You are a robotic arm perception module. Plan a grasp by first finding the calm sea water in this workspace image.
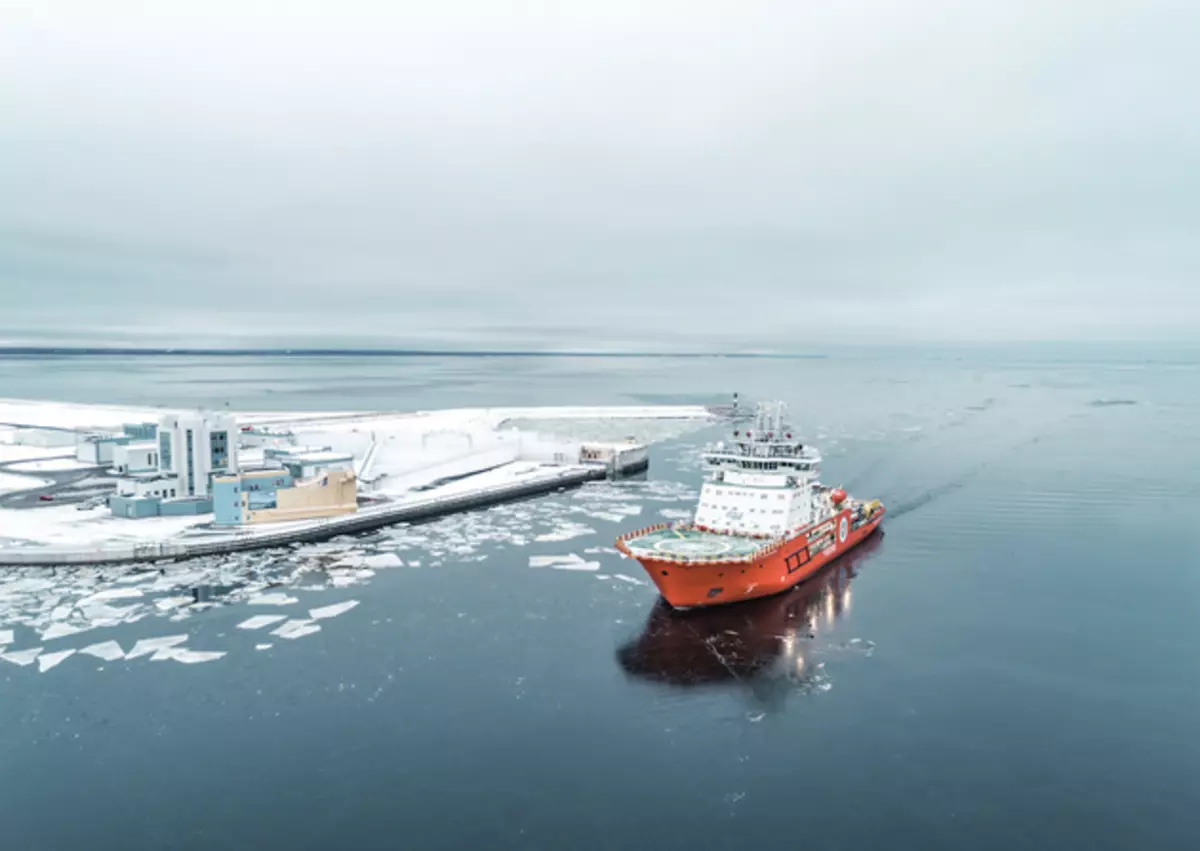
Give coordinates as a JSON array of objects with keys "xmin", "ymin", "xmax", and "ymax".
[{"xmin": 1, "ymin": 347, "xmax": 1198, "ymax": 850}]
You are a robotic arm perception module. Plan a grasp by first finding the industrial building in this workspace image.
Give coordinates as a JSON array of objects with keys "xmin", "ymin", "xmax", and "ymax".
[
  {"xmin": 108, "ymin": 412, "xmax": 239, "ymax": 519},
  {"xmin": 212, "ymin": 465, "xmax": 358, "ymax": 526}
]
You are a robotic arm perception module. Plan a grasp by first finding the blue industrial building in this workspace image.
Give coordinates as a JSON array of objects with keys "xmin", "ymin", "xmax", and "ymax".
[{"xmin": 212, "ymin": 469, "xmax": 295, "ymax": 526}]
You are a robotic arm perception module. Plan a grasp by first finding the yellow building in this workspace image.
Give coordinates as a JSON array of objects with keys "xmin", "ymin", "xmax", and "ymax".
[{"xmin": 213, "ymin": 468, "xmax": 358, "ymax": 526}]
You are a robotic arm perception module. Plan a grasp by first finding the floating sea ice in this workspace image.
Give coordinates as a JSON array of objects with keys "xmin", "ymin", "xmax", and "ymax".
[
  {"xmin": 612, "ymin": 574, "xmax": 647, "ymax": 586},
  {"xmin": 583, "ymin": 547, "xmax": 618, "ymax": 554},
  {"xmin": 37, "ymin": 649, "xmax": 76, "ymax": 672},
  {"xmin": 582, "ymin": 511, "xmax": 627, "ymax": 523},
  {"xmin": 0, "ymin": 629, "xmax": 15, "ymax": 645},
  {"xmin": 553, "ymin": 560, "xmax": 600, "ymax": 572},
  {"xmin": 255, "ymin": 643, "xmax": 273, "ymax": 651},
  {"xmin": 125, "ymin": 634, "xmax": 189, "ymax": 659},
  {"xmin": 150, "ymin": 647, "xmax": 226, "ymax": 664},
  {"xmin": 1, "ymin": 646, "xmax": 43, "ymax": 667},
  {"xmin": 40, "ymin": 622, "xmax": 90, "ymax": 641},
  {"xmin": 246, "ymin": 592, "xmax": 299, "ymax": 606},
  {"xmin": 309, "ymin": 600, "xmax": 359, "ymax": 621},
  {"xmin": 529, "ymin": 555, "xmax": 582, "ymax": 568},
  {"xmin": 361, "ymin": 553, "xmax": 404, "ymax": 569},
  {"xmin": 83, "ymin": 588, "xmax": 145, "ymax": 603},
  {"xmin": 237, "ymin": 614, "xmax": 288, "ymax": 631},
  {"xmin": 79, "ymin": 640, "xmax": 125, "ymax": 661},
  {"xmin": 595, "ymin": 575, "xmax": 610, "ymax": 580},
  {"xmin": 154, "ymin": 596, "xmax": 194, "ymax": 611},
  {"xmin": 533, "ymin": 524, "xmax": 596, "ymax": 543},
  {"xmin": 271, "ymin": 619, "xmax": 321, "ymax": 640},
  {"xmin": 658, "ymin": 508, "xmax": 692, "ymax": 520}
]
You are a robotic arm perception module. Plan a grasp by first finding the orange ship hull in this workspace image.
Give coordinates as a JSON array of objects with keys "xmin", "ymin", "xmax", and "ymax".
[{"xmin": 619, "ymin": 507, "xmax": 884, "ymax": 609}]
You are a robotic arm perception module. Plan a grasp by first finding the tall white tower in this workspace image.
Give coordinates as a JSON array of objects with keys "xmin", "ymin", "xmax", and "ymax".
[{"xmin": 157, "ymin": 412, "xmax": 239, "ymax": 497}]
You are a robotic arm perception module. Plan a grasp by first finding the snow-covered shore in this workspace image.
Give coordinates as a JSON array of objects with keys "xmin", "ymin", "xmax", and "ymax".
[{"xmin": 0, "ymin": 398, "xmax": 713, "ymax": 563}]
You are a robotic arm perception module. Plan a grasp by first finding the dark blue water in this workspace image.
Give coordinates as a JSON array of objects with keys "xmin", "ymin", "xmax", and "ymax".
[{"xmin": 2, "ymin": 347, "xmax": 1198, "ymax": 850}]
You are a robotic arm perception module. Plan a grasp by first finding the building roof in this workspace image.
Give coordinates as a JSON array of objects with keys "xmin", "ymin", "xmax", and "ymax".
[{"xmin": 282, "ymin": 450, "xmax": 354, "ymax": 464}]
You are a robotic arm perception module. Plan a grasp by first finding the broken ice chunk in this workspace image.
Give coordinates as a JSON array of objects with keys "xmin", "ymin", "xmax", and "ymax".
[
  {"xmin": 150, "ymin": 647, "xmax": 226, "ymax": 664},
  {"xmin": 361, "ymin": 553, "xmax": 404, "ymax": 569},
  {"xmin": 41, "ymin": 622, "xmax": 90, "ymax": 642},
  {"xmin": 1, "ymin": 646, "xmax": 43, "ymax": 667},
  {"xmin": 125, "ymin": 634, "xmax": 189, "ymax": 659},
  {"xmin": 237, "ymin": 614, "xmax": 288, "ymax": 631},
  {"xmin": 613, "ymin": 574, "xmax": 647, "ymax": 586},
  {"xmin": 78, "ymin": 640, "xmax": 125, "ymax": 661},
  {"xmin": 37, "ymin": 649, "xmax": 76, "ymax": 672},
  {"xmin": 308, "ymin": 600, "xmax": 359, "ymax": 621},
  {"xmin": 255, "ymin": 643, "xmax": 273, "ymax": 651},
  {"xmin": 154, "ymin": 596, "xmax": 194, "ymax": 611},
  {"xmin": 246, "ymin": 592, "xmax": 299, "ymax": 606},
  {"xmin": 0, "ymin": 629, "xmax": 13, "ymax": 645},
  {"xmin": 271, "ymin": 619, "xmax": 321, "ymax": 640}
]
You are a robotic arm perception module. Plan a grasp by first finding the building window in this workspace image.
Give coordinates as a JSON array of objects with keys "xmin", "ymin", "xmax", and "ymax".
[
  {"xmin": 159, "ymin": 431, "xmax": 172, "ymax": 471},
  {"xmin": 210, "ymin": 430, "xmax": 229, "ymax": 470},
  {"xmin": 186, "ymin": 430, "xmax": 195, "ymax": 495}
]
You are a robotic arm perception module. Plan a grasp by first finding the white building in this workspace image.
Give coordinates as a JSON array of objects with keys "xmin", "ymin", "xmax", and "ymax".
[
  {"xmin": 112, "ymin": 441, "xmax": 159, "ymax": 474},
  {"xmin": 157, "ymin": 412, "xmax": 239, "ymax": 497},
  {"xmin": 116, "ymin": 472, "xmax": 181, "ymax": 500}
]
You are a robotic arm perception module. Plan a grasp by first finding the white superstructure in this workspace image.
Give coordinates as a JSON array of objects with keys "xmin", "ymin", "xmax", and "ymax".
[{"xmin": 693, "ymin": 402, "xmax": 826, "ymax": 537}]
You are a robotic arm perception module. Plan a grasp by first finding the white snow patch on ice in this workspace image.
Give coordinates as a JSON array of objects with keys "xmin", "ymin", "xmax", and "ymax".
[
  {"xmin": 309, "ymin": 600, "xmax": 359, "ymax": 621},
  {"xmin": 37, "ymin": 649, "xmax": 76, "ymax": 672},
  {"xmin": 79, "ymin": 640, "xmax": 125, "ymax": 661},
  {"xmin": 237, "ymin": 614, "xmax": 288, "ymax": 631}
]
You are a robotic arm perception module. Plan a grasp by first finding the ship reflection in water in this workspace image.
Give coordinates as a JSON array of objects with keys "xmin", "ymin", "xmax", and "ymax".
[{"xmin": 616, "ymin": 534, "xmax": 882, "ymax": 706}]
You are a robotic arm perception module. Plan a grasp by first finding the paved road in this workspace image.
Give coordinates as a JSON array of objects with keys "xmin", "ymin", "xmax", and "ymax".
[{"xmin": 0, "ymin": 455, "xmax": 114, "ymax": 508}]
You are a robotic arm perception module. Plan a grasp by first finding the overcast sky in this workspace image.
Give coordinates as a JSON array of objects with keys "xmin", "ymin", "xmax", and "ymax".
[{"xmin": 1, "ymin": 0, "xmax": 1196, "ymax": 349}]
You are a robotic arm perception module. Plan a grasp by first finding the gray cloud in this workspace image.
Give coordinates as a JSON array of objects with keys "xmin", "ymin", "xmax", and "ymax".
[{"xmin": 1, "ymin": 0, "xmax": 1196, "ymax": 348}]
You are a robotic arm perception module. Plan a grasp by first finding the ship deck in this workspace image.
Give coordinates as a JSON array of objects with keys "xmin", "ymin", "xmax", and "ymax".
[{"xmin": 622, "ymin": 526, "xmax": 771, "ymax": 560}]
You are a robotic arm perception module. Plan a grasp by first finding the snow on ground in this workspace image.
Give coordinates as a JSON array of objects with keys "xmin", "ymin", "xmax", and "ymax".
[
  {"xmin": 7, "ymin": 457, "xmax": 94, "ymax": 472},
  {"xmin": 0, "ymin": 472, "xmax": 51, "ymax": 495},
  {"xmin": 0, "ymin": 443, "xmax": 80, "ymax": 463},
  {"xmin": 0, "ymin": 504, "xmax": 208, "ymax": 548}
]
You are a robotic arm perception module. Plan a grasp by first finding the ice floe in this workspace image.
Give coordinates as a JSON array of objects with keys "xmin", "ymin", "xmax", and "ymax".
[
  {"xmin": 533, "ymin": 523, "xmax": 596, "ymax": 543},
  {"xmin": 125, "ymin": 634, "xmax": 189, "ymax": 660},
  {"xmin": 309, "ymin": 600, "xmax": 359, "ymax": 621},
  {"xmin": 359, "ymin": 553, "xmax": 404, "ymax": 568},
  {"xmin": 79, "ymin": 640, "xmax": 125, "ymax": 661},
  {"xmin": 40, "ymin": 622, "xmax": 91, "ymax": 641},
  {"xmin": 246, "ymin": 592, "xmax": 299, "ymax": 607},
  {"xmin": 237, "ymin": 614, "xmax": 288, "ymax": 630},
  {"xmin": 0, "ymin": 629, "xmax": 16, "ymax": 645},
  {"xmin": 150, "ymin": 647, "xmax": 226, "ymax": 664},
  {"xmin": 1, "ymin": 646, "xmax": 43, "ymax": 666},
  {"xmin": 37, "ymin": 649, "xmax": 76, "ymax": 672},
  {"xmin": 271, "ymin": 619, "xmax": 321, "ymax": 640},
  {"xmin": 612, "ymin": 574, "xmax": 647, "ymax": 586},
  {"xmin": 255, "ymin": 643, "xmax": 273, "ymax": 651}
]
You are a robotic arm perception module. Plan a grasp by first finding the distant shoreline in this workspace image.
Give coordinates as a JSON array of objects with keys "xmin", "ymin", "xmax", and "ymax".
[{"xmin": 0, "ymin": 347, "xmax": 828, "ymax": 359}]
